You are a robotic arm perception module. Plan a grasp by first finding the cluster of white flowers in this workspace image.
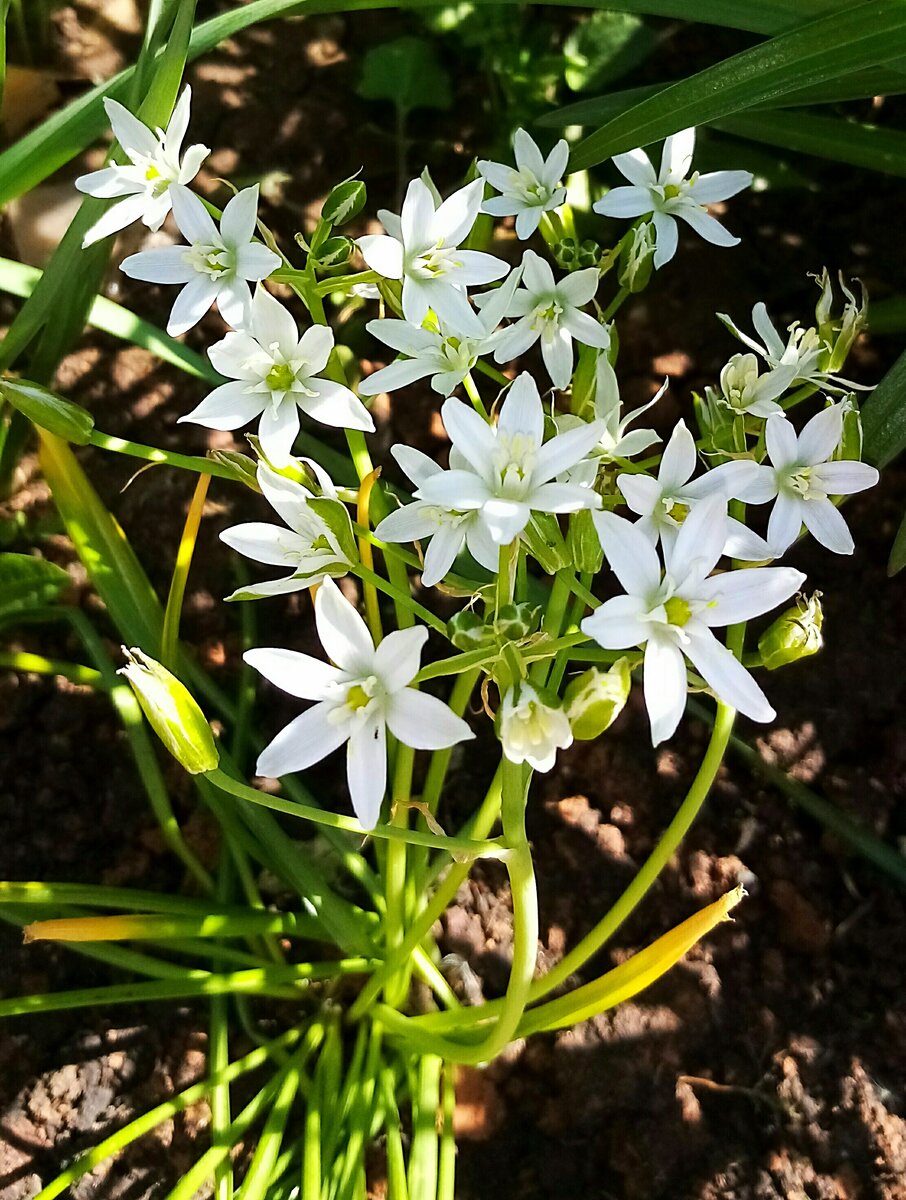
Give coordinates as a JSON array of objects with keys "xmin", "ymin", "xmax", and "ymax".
[{"xmin": 89, "ymin": 91, "xmax": 880, "ymax": 825}]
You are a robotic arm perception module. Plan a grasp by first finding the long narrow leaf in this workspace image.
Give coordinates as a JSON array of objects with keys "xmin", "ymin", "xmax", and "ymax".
[
  {"xmin": 714, "ymin": 110, "xmax": 906, "ymax": 177},
  {"xmin": 862, "ymin": 344, "xmax": 906, "ymax": 468},
  {"xmin": 569, "ymin": 0, "xmax": 906, "ymax": 171}
]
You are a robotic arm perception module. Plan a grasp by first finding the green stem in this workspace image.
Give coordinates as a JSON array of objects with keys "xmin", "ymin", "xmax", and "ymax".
[
  {"xmin": 351, "ymin": 562, "xmax": 448, "ymax": 636},
  {"xmin": 205, "ymin": 768, "xmax": 508, "ymax": 859},
  {"xmin": 87, "ymin": 429, "xmax": 237, "ymax": 478}
]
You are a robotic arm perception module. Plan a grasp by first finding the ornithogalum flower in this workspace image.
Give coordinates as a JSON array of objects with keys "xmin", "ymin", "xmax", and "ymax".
[
  {"xmin": 615, "ymin": 419, "xmax": 767, "ymax": 559},
  {"xmin": 414, "ymin": 372, "xmax": 606, "ymax": 547},
  {"xmin": 76, "ymin": 87, "xmax": 210, "ymax": 247},
  {"xmin": 735, "ymin": 405, "xmax": 879, "ymax": 556},
  {"xmin": 374, "ymin": 445, "xmax": 500, "ymax": 586},
  {"xmin": 718, "ymin": 353, "xmax": 797, "ymax": 418},
  {"xmin": 120, "ymin": 185, "xmax": 280, "ymax": 335},
  {"xmin": 180, "ymin": 285, "xmax": 373, "ymax": 463},
  {"xmin": 487, "ymin": 250, "xmax": 610, "ymax": 389},
  {"xmin": 247, "ymin": 578, "xmax": 474, "ymax": 829},
  {"xmin": 359, "ymin": 268, "xmax": 521, "ymax": 398},
  {"xmin": 593, "ymin": 128, "xmax": 752, "ymax": 269},
  {"xmin": 581, "ymin": 498, "xmax": 805, "ymax": 746},
  {"xmin": 498, "ymin": 682, "xmax": 573, "ymax": 772},
  {"xmin": 562, "ymin": 364, "xmax": 664, "ymax": 485},
  {"xmin": 220, "ymin": 461, "xmax": 356, "ymax": 598},
  {"xmin": 718, "ymin": 302, "xmax": 867, "ymax": 394},
  {"xmin": 356, "ymin": 178, "xmax": 508, "ymax": 336},
  {"xmin": 477, "ymin": 129, "xmax": 569, "ymax": 240}
]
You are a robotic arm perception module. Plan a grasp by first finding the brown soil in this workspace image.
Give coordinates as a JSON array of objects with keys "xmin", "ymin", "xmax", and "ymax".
[{"xmin": 2, "ymin": 5, "xmax": 906, "ymax": 1199}]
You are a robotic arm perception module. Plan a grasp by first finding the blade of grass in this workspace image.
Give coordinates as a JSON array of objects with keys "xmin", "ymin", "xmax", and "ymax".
[{"xmin": 569, "ymin": 0, "xmax": 906, "ymax": 171}]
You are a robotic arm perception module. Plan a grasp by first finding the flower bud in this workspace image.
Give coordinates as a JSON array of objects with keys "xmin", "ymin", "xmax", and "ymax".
[
  {"xmin": 498, "ymin": 682, "xmax": 573, "ymax": 773},
  {"xmin": 315, "ymin": 235, "xmax": 354, "ymax": 268},
  {"xmin": 757, "ymin": 593, "xmax": 823, "ymax": 670},
  {"xmin": 567, "ymin": 507, "xmax": 604, "ymax": 575},
  {"xmin": 618, "ymin": 220, "xmax": 656, "ymax": 293},
  {"xmin": 321, "ymin": 178, "xmax": 367, "ymax": 226},
  {"xmin": 563, "ymin": 658, "xmax": 631, "ymax": 739},
  {"xmin": 207, "ymin": 449, "xmax": 261, "ymax": 491},
  {"xmin": 814, "ymin": 268, "xmax": 868, "ymax": 373},
  {"xmin": 1, "ymin": 378, "xmax": 94, "ymax": 445},
  {"xmin": 119, "ymin": 648, "xmax": 219, "ymax": 773}
]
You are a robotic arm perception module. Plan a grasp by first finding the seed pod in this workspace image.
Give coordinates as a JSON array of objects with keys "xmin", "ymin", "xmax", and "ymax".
[{"xmin": 758, "ymin": 593, "xmax": 824, "ymax": 670}]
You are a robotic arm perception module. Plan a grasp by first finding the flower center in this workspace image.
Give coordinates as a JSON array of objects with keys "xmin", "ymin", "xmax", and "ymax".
[
  {"xmin": 266, "ymin": 362, "xmax": 297, "ymax": 392},
  {"xmin": 664, "ymin": 596, "xmax": 692, "ymax": 627},
  {"xmin": 184, "ymin": 242, "xmax": 232, "ymax": 279},
  {"xmin": 494, "ymin": 432, "xmax": 537, "ymax": 498},
  {"xmin": 531, "ymin": 299, "xmax": 564, "ymax": 331},
  {"xmin": 786, "ymin": 466, "xmax": 813, "ymax": 497},
  {"xmin": 411, "ymin": 241, "xmax": 458, "ymax": 280},
  {"xmin": 660, "ymin": 495, "xmax": 689, "ymax": 525}
]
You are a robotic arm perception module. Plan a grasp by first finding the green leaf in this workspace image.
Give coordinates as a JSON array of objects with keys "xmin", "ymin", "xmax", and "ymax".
[
  {"xmin": 861, "ymin": 343, "xmax": 906, "ymax": 468},
  {"xmin": 568, "ymin": 0, "xmax": 906, "ymax": 172},
  {"xmin": 563, "ymin": 13, "xmax": 657, "ymax": 93},
  {"xmin": 0, "ymin": 553, "xmax": 70, "ymax": 622},
  {"xmin": 887, "ymin": 506, "xmax": 906, "ymax": 576},
  {"xmin": 357, "ymin": 36, "xmax": 452, "ymax": 112},
  {"xmin": 0, "ymin": 378, "xmax": 95, "ymax": 444},
  {"xmin": 713, "ymin": 109, "xmax": 906, "ymax": 177}
]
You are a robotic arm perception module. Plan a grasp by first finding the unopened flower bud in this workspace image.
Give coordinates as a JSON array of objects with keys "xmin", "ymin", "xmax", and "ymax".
[
  {"xmin": 315, "ymin": 235, "xmax": 354, "ymax": 268},
  {"xmin": 563, "ymin": 658, "xmax": 631, "ymax": 739},
  {"xmin": 567, "ymin": 507, "xmax": 604, "ymax": 575},
  {"xmin": 321, "ymin": 178, "xmax": 367, "ymax": 226},
  {"xmin": 1, "ymin": 378, "xmax": 95, "ymax": 445},
  {"xmin": 618, "ymin": 221, "xmax": 656, "ymax": 293},
  {"xmin": 498, "ymin": 682, "xmax": 573, "ymax": 772},
  {"xmin": 758, "ymin": 593, "xmax": 823, "ymax": 670},
  {"xmin": 119, "ymin": 648, "xmax": 219, "ymax": 773}
]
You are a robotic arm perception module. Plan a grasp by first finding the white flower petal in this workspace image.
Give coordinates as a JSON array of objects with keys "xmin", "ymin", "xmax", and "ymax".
[
  {"xmin": 658, "ymin": 419, "xmax": 697, "ymax": 490},
  {"xmin": 666, "ymin": 494, "xmax": 727, "ymax": 586},
  {"xmin": 244, "ymin": 648, "xmax": 342, "ymax": 700},
  {"xmin": 581, "ymin": 593, "xmax": 650, "ymax": 649},
  {"xmin": 431, "ymin": 178, "xmax": 484, "ymax": 246},
  {"xmin": 346, "ymin": 717, "xmax": 387, "ymax": 830},
  {"xmin": 257, "ymin": 400, "xmax": 300, "ymax": 466},
  {"xmin": 385, "ymin": 689, "xmax": 474, "ymax": 750},
  {"xmin": 357, "ymin": 234, "xmax": 404, "ymax": 279},
  {"xmin": 220, "ymin": 521, "xmax": 308, "ymax": 567},
  {"xmin": 421, "ymin": 522, "xmax": 467, "ymax": 585},
  {"xmin": 250, "ymin": 285, "xmax": 299, "ymax": 358},
  {"xmin": 104, "ymin": 98, "xmax": 158, "ymax": 158},
  {"xmin": 315, "ymin": 577, "xmax": 375, "ymax": 674},
  {"xmin": 683, "ymin": 624, "xmax": 774, "ymax": 723},
  {"xmin": 170, "ymin": 184, "xmax": 219, "ymax": 245},
  {"xmin": 811, "ymin": 460, "xmax": 879, "ymax": 495},
  {"xmin": 696, "ymin": 566, "xmax": 806, "ymax": 626},
  {"xmin": 416, "ymin": 469, "xmax": 491, "ymax": 510},
  {"xmin": 651, "ymin": 210, "xmax": 678, "ymax": 268},
  {"xmin": 440, "ymin": 398, "xmax": 499, "ymax": 476},
  {"xmin": 675, "ymin": 206, "xmax": 739, "ymax": 248},
  {"xmin": 535, "ymin": 419, "xmax": 606, "ymax": 484},
  {"xmin": 592, "ymin": 509, "xmax": 661, "ymax": 596},
  {"xmin": 481, "ymin": 497, "xmax": 531, "ymax": 544},
  {"xmin": 611, "ymin": 147, "xmax": 657, "ymax": 187},
  {"xmin": 180, "ymin": 380, "xmax": 263, "ymax": 430},
  {"xmin": 687, "ymin": 169, "xmax": 752, "ymax": 204},
  {"xmin": 644, "ymin": 636, "xmax": 688, "ymax": 747},
  {"xmin": 540, "ymin": 327, "xmax": 574, "ymax": 390},
  {"xmin": 299, "ymin": 380, "xmax": 374, "ymax": 433},
  {"xmin": 497, "ymin": 372, "xmax": 544, "ymax": 444},
  {"xmin": 797, "ymin": 404, "xmax": 844, "ymax": 466},
  {"xmin": 593, "ymin": 185, "xmax": 655, "ymax": 219},
  {"xmin": 221, "ymin": 185, "xmax": 260, "ymax": 247},
  {"xmin": 800, "ymin": 498, "xmax": 854, "ymax": 555},
  {"xmin": 373, "ymin": 626, "xmax": 429, "ymax": 692},
  {"xmin": 256, "ymin": 704, "xmax": 349, "ymax": 778},
  {"xmin": 767, "ymin": 492, "xmax": 803, "ymax": 555},
  {"xmin": 616, "ymin": 472, "xmax": 661, "ymax": 518},
  {"xmin": 391, "ymin": 445, "xmax": 442, "ymax": 487},
  {"xmin": 167, "ymin": 275, "xmax": 220, "ymax": 335},
  {"xmin": 765, "ymin": 415, "xmax": 799, "ymax": 470}
]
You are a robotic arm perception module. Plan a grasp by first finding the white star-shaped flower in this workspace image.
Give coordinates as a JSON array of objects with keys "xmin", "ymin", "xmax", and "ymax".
[
  {"xmin": 359, "ymin": 267, "xmax": 521, "ymax": 398},
  {"xmin": 477, "ymin": 129, "xmax": 569, "ymax": 240},
  {"xmin": 486, "ymin": 250, "xmax": 610, "ymax": 389},
  {"xmin": 498, "ymin": 682, "xmax": 573, "ymax": 772},
  {"xmin": 718, "ymin": 302, "xmax": 868, "ymax": 394},
  {"xmin": 615, "ymin": 419, "xmax": 768, "ymax": 560},
  {"xmin": 220, "ymin": 461, "xmax": 356, "ymax": 599},
  {"xmin": 414, "ymin": 372, "xmax": 606, "ymax": 548},
  {"xmin": 180, "ymin": 285, "xmax": 373, "ymax": 464},
  {"xmin": 581, "ymin": 497, "xmax": 805, "ymax": 746},
  {"xmin": 120, "ymin": 184, "xmax": 280, "ymax": 335},
  {"xmin": 593, "ymin": 128, "xmax": 752, "ymax": 269},
  {"xmin": 717, "ymin": 352, "xmax": 797, "ymax": 418},
  {"xmin": 735, "ymin": 406, "xmax": 879, "ymax": 556},
  {"xmin": 375, "ymin": 446, "xmax": 500, "ymax": 587},
  {"xmin": 76, "ymin": 87, "xmax": 210, "ymax": 247},
  {"xmin": 247, "ymin": 578, "xmax": 474, "ymax": 829},
  {"xmin": 356, "ymin": 178, "xmax": 508, "ymax": 337}
]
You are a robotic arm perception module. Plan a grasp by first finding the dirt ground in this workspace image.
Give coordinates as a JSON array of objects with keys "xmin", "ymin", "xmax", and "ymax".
[{"xmin": 1, "ymin": 4, "xmax": 905, "ymax": 1198}]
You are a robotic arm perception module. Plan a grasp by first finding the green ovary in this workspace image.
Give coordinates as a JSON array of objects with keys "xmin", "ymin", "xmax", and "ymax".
[
  {"xmin": 664, "ymin": 596, "xmax": 692, "ymax": 628},
  {"xmin": 266, "ymin": 363, "xmax": 296, "ymax": 392}
]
